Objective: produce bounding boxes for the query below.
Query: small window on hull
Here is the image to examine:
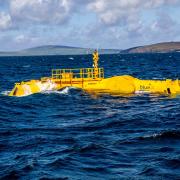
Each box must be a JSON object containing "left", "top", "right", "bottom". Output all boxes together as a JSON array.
[{"left": 167, "top": 88, "right": 171, "bottom": 94}]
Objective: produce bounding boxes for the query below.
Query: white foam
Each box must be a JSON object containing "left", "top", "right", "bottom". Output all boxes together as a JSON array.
[
  {"left": 0, "top": 90, "right": 11, "bottom": 96},
  {"left": 143, "top": 133, "right": 158, "bottom": 138},
  {"left": 37, "top": 80, "right": 57, "bottom": 92},
  {"left": 135, "top": 91, "right": 150, "bottom": 94},
  {"left": 42, "top": 86, "right": 77, "bottom": 95},
  {"left": 23, "top": 65, "right": 31, "bottom": 68},
  {"left": 60, "top": 87, "right": 70, "bottom": 94},
  {"left": 42, "top": 87, "right": 70, "bottom": 95}
]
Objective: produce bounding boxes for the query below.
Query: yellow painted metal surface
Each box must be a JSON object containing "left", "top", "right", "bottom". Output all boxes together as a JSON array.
[
  {"left": 93, "top": 50, "right": 99, "bottom": 78},
  {"left": 8, "top": 52, "right": 180, "bottom": 97}
]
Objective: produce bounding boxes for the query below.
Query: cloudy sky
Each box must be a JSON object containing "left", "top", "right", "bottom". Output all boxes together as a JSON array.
[{"left": 0, "top": 0, "right": 180, "bottom": 51}]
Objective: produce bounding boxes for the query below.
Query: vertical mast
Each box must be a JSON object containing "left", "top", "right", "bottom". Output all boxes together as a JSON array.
[{"left": 93, "top": 50, "right": 99, "bottom": 78}]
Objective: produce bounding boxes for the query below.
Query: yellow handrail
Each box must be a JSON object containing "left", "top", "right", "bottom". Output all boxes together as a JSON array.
[{"left": 52, "top": 68, "right": 104, "bottom": 80}]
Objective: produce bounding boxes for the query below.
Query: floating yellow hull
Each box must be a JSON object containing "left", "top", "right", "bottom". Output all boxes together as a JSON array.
[
  {"left": 9, "top": 75, "right": 180, "bottom": 97},
  {"left": 8, "top": 52, "right": 180, "bottom": 97}
]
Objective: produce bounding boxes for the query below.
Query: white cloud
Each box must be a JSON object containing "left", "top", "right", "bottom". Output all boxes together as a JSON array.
[
  {"left": 14, "top": 34, "right": 38, "bottom": 45},
  {"left": 9, "top": 0, "right": 73, "bottom": 24},
  {"left": 87, "top": 0, "right": 180, "bottom": 26},
  {"left": 0, "top": 12, "right": 12, "bottom": 30},
  {"left": 0, "top": 0, "right": 180, "bottom": 50}
]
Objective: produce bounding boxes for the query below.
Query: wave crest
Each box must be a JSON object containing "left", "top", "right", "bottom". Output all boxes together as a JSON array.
[
  {"left": 140, "top": 130, "right": 180, "bottom": 140},
  {"left": 41, "top": 87, "right": 77, "bottom": 95},
  {"left": 0, "top": 90, "right": 10, "bottom": 96}
]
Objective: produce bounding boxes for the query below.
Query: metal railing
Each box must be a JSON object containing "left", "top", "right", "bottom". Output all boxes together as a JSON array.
[{"left": 52, "top": 68, "right": 104, "bottom": 80}]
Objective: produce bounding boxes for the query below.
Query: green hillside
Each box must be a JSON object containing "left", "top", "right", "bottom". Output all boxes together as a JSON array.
[
  {"left": 122, "top": 42, "right": 180, "bottom": 53},
  {"left": 0, "top": 45, "right": 120, "bottom": 56}
]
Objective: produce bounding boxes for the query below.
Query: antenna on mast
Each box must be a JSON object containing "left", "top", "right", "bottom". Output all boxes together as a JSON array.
[{"left": 92, "top": 49, "right": 99, "bottom": 79}]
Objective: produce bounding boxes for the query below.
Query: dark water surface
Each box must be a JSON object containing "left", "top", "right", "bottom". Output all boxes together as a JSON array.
[{"left": 0, "top": 53, "right": 180, "bottom": 179}]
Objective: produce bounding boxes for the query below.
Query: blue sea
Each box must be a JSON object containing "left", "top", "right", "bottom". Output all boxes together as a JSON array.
[{"left": 0, "top": 53, "right": 180, "bottom": 179}]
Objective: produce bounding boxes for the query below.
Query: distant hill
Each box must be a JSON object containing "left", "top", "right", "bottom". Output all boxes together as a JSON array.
[
  {"left": 121, "top": 42, "right": 180, "bottom": 53},
  {"left": 0, "top": 42, "right": 180, "bottom": 56},
  {"left": 0, "top": 45, "right": 120, "bottom": 56}
]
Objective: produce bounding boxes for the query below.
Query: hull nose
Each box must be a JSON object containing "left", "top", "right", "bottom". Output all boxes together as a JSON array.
[{"left": 9, "top": 80, "right": 57, "bottom": 97}]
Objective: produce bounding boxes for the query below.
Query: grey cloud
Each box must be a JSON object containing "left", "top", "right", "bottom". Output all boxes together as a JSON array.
[
  {"left": 0, "top": 12, "right": 12, "bottom": 30},
  {"left": 0, "top": 0, "right": 180, "bottom": 50},
  {"left": 9, "top": 0, "right": 73, "bottom": 25},
  {"left": 87, "top": 0, "right": 180, "bottom": 26}
]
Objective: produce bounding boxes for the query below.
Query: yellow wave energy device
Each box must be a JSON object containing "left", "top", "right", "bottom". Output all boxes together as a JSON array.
[{"left": 9, "top": 51, "right": 180, "bottom": 97}]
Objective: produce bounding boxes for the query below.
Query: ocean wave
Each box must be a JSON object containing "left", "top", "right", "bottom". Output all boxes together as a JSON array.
[
  {"left": 41, "top": 87, "right": 77, "bottom": 95},
  {"left": 116, "top": 130, "right": 180, "bottom": 146},
  {"left": 139, "top": 130, "right": 180, "bottom": 140},
  {"left": 164, "top": 158, "right": 180, "bottom": 169},
  {"left": 139, "top": 167, "right": 158, "bottom": 176},
  {"left": 0, "top": 53, "right": 179, "bottom": 179},
  {"left": 76, "top": 143, "right": 105, "bottom": 153},
  {"left": 22, "top": 65, "right": 31, "bottom": 68},
  {"left": 46, "top": 156, "right": 74, "bottom": 169},
  {"left": 82, "top": 166, "right": 108, "bottom": 173},
  {"left": 0, "top": 90, "right": 10, "bottom": 96},
  {"left": 1, "top": 170, "right": 20, "bottom": 180},
  {"left": 0, "top": 86, "right": 78, "bottom": 97}
]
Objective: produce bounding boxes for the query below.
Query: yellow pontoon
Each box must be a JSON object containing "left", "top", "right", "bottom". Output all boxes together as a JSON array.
[{"left": 9, "top": 52, "right": 180, "bottom": 97}]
